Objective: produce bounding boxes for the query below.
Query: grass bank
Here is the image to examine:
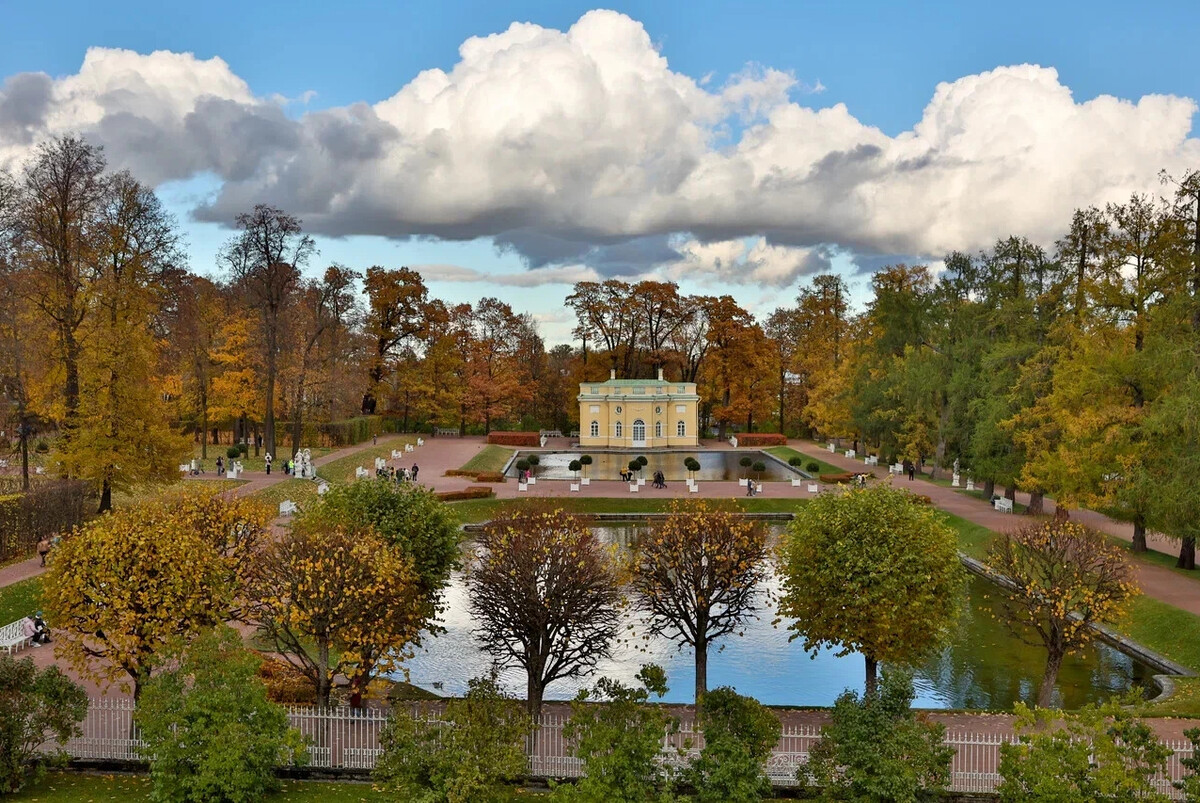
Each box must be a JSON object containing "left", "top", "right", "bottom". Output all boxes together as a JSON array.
[
  {"left": 765, "top": 446, "right": 841, "bottom": 476},
  {"left": 247, "top": 478, "right": 319, "bottom": 509},
  {"left": 0, "top": 576, "right": 41, "bottom": 624},
  {"left": 8, "top": 773, "right": 388, "bottom": 801},
  {"left": 457, "top": 445, "right": 515, "bottom": 474},
  {"left": 315, "top": 439, "right": 417, "bottom": 485}
]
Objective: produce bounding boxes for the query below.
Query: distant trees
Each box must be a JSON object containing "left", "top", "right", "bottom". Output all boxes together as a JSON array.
[
  {"left": 987, "top": 520, "right": 1138, "bottom": 707},
  {"left": 777, "top": 486, "right": 964, "bottom": 695},
  {"left": 629, "top": 501, "right": 770, "bottom": 704},
  {"left": 467, "top": 508, "right": 621, "bottom": 715}
]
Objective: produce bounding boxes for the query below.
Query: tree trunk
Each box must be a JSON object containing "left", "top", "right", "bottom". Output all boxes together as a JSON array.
[
  {"left": 526, "top": 673, "right": 544, "bottom": 718},
  {"left": 1037, "top": 649, "right": 1064, "bottom": 708},
  {"left": 1026, "top": 491, "right": 1045, "bottom": 516},
  {"left": 62, "top": 327, "right": 80, "bottom": 440},
  {"left": 97, "top": 476, "right": 112, "bottom": 514},
  {"left": 200, "top": 392, "right": 208, "bottom": 460},
  {"left": 864, "top": 655, "right": 878, "bottom": 697},
  {"left": 18, "top": 416, "right": 29, "bottom": 492},
  {"left": 1004, "top": 486, "right": 1016, "bottom": 502},
  {"left": 265, "top": 320, "right": 277, "bottom": 458},
  {"left": 983, "top": 479, "right": 995, "bottom": 499},
  {"left": 695, "top": 638, "right": 708, "bottom": 708},
  {"left": 1178, "top": 536, "right": 1196, "bottom": 571},
  {"left": 1132, "top": 515, "right": 1148, "bottom": 553},
  {"left": 316, "top": 643, "right": 332, "bottom": 708}
]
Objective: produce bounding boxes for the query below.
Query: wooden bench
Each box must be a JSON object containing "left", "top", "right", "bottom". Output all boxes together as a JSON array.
[
  {"left": 0, "top": 620, "right": 31, "bottom": 654},
  {"left": 994, "top": 497, "right": 1014, "bottom": 514}
]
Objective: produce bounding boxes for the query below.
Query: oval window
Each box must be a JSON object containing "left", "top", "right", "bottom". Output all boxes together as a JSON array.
[
  {"left": 615, "top": 406, "right": 622, "bottom": 414},
  {"left": 655, "top": 406, "right": 662, "bottom": 414}
]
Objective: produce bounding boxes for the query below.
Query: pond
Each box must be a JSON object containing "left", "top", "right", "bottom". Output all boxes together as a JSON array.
[
  {"left": 396, "top": 524, "right": 1153, "bottom": 709},
  {"left": 510, "top": 450, "right": 803, "bottom": 482}
]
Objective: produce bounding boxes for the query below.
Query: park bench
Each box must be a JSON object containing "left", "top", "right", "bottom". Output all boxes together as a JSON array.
[
  {"left": 0, "top": 619, "right": 31, "bottom": 654},
  {"left": 864, "top": 455, "right": 878, "bottom": 466},
  {"left": 539, "top": 430, "right": 563, "bottom": 438},
  {"left": 994, "top": 497, "right": 1014, "bottom": 514},
  {"left": 279, "top": 500, "right": 298, "bottom": 517},
  {"left": 791, "top": 477, "right": 803, "bottom": 487},
  {"left": 807, "top": 483, "right": 819, "bottom": 494},
  {"left": 355, "top": 466, "right": 369, "bottom": 479},
  {"left": 435, "top": 428, "right": 459, "bottom": 437},
  {"left": 845, "top": 449, "right": 856, "bottom": 458}
]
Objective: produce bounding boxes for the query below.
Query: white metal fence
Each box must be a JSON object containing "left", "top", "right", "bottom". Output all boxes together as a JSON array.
[{"left": 50, "top": 699, "right": 1198, "bottom": 797}]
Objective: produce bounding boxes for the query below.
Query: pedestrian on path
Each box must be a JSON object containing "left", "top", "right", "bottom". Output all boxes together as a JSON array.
[
  {"left": 36, "top": 537, "right": 50, "bottom": 567},
  {"left": 264, "top": 453, "right": 272, "bottom": 475},
  {"left": 411, "top": 464, "right": 419, "bottom": 482},
  {"left": 216, "top": 455, "right": 225, "bottom": 476},
  {"left": 373, "top": 433, "right": 378, "bottom": 445}
]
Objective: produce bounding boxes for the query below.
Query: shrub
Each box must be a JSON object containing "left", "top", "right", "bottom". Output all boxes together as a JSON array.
[
  {"left": 805, "top": 461, "right": 820, "bottom": 473},
  {"left": 802, "top": 671, "right": 953, "bottom": 802},
  {"left": 579, "top": 455, "right": 593, "bottom": 467},
  {"left": 437, "top": 487, "right": 494, "bottom": 502},
  {"left": 687, "top": 688, "right": 780, "bottom": 803},
  {"left": 0, "top": 480, "right": 90, "bottom": 563},
  {"left": 375, "top": 674, "right": 532, "bottom": 803},
  {"left": 751, "top": 461, "right": 766, "bottom": 475},
  {"left": 568, "top": 460, "right": 583, "bottom": 474},
  {"left": 258, "top": 657, "right": 316, "bottom": 704},
  {"left": 136, "top": 628, "right": 307, "bottom": 803},
  {"left": 226, "top": 446, "right": 241, "bottom": 459},
  {"left": 527, "top": 454, "right": 541, "bottom": 467},
  {"left": 628, "top": 459, "right": 640, "bottom": 473},
  {"left": 636, "top": 455, "right": 648, "bottom": 468},
  {"left": 486, "top": 431, "right": 540, "bottom": 447},
  {"left": 819, "top": 472, "right": 856, "bottom": 484},
  {"left": 472, "top": 472, "right": 506, "bottom": 484},
  {"left": 238, "top": 442, "right": 249, "bottom": 456},
  {"left": 515, "top": 459, "right": 531, "bottom": 473},
  {"left": 0, "top": 656, "right": 87, "bottom": 793},
  {"left": 34, "top": 439, "right": 48, "bottom": 454},
  {"left": 739, "top": 456, "right": 753, "bottom": 469},
  {"left": 736, "top": 433, "right": 787, "bottom": 447},
  {"left": 442, "top": 469, "right": 477, "bottom": 478},
  {"left": 554, "top": 665, "right": 678, "bottom": 802},
  {"left": 1000, "top": 698, "right": 1171, "bottom": 803},
  {"left": 787, "top": 456, "right": 804, "bottom": 467}
]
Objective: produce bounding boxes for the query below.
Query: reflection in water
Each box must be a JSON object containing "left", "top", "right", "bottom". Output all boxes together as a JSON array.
[
  {"left": 509, "top": 450, "right": 802, "bottom": 482},
  {"left": 397, "top": 525, "right": 1151, "bottom": 708}
]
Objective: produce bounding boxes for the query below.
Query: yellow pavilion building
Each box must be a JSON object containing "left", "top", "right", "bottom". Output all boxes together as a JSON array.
[{"left": 577, "top": 369, "right": 700, "bottom": 448}]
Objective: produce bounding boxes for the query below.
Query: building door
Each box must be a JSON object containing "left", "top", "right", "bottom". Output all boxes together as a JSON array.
[{"left": 632, "top": 419, "right": 646, "bottom": 447}]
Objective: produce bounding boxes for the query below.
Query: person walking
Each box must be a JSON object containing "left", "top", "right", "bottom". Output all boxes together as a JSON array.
[
  {"left": 373, "top": 433, "right": 378, "bottom": 446},
  {"left": 215, "top": 455, "right": 224, "bottom": 476},
  {"left": 36, "top": 537, "right": 51, "bottom": 567},
  {"left": 411, "top": 464, "right": 419, "bottom": 482},
  {"left": 264, "top": 453, "right": 272, "bottom": 475},
  {"left": 906, "top": 461, "right": 915, "bottom": 481}
]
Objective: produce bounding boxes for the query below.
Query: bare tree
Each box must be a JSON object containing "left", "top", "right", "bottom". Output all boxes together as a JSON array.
[
  {"left": 629, "top": 501, "right": 769, "bottom": 706},
  {"left": 219, "top": 205, "right": 314, "bottom": 458},
  {"left": 468, "top": 507, "right": 621, "bottom": 715}
]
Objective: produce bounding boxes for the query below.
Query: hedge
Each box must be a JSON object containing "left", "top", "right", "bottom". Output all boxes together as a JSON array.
[
  {"left": 819, "top": 473, "right": 858, "bottom": 484},
  {"left": 472, "top": 471, "right": 507, "bottom": 483},
  {"left": 736, "top": 433, "right": 788, "bottom": 447},
  {"left": 486, "top": 431, "right": 540, "bottom": 447},
  {"left": 436, "top": 486, "right": 495, "bottom": 502},
  {"left": 0, "top": 480, "right": 91, "bottom": 563},
  {"left": 258, "top": 657, "right": 315, "bottom": 704}
]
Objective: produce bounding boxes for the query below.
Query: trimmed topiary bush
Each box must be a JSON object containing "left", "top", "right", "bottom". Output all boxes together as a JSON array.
[
  {"left": 806, "top": 461, "right": 820, "bottom": 473},
  {"left": 226, "top": 446, "right": 240, "bottom": 459},
  {"left": 788, "top": 456, "right": 804, "bottom": 467}
]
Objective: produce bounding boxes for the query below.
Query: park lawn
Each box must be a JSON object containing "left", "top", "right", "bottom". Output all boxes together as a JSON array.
[
  {"left": 458, "top": 445, "right": 514, "bottom": 474},
  {"left": 447, "top": 496, "right": 808, "bottom": 524},
  {"left": 190, "top": 444, "right": 335, "bottom": 473},
  {"left": 316, "top": 439, "right": 417, "bottom": 485},
  {"left": 247, "top": 478, "right": 319, "bottom": 510},
  {"left": 8, "top": 773, "right": 391, "bottom": 801},
  {"left": 765, "top": 446, "right": 841, "bottom": 476},
  {"left": 1118, "top": 595, "right": 1200, "bottom": 717},
  {"left": 939, "top": 512, "right": 998, "bottom": 561},
  {"left": 0, "top": 576, "right": 42, "bottom": 624}
]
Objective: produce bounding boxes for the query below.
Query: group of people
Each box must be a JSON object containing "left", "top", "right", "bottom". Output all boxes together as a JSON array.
[
  {"left": 745, "top": 479, "right": 762, "bottom": 496},
  {"left": 651, "top": 470, "right": 667, "bottom": 488},
  {"left": 377, "top": 464, "right": 419, "bottom": 484}
]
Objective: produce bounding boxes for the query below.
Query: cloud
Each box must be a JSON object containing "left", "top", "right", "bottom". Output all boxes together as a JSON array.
[
  {"left": 1, "top": 10, "right": 1198, "bottom": 277},
  {"left": 413, "top": 263, "right": 600, "bottom": 287}
]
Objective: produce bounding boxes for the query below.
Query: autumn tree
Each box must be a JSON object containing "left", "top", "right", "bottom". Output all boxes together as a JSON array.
[
  {"left": 247, "top": 524, "right": 424, "bottom": 707},
  {"left": 219, "top": 205, "right": 314, "bottom": 457},
  {"left": 166, "top": 273, "right": 228, "bottom": 458},
  {"left": 988, "top": 520, "right": 1138, "bottom": 707},
  {"left": 465, "top": 297, "right": 532, "bottom": 432},
  {"left": 777, "top": 485, "right": 964, "bottom": 695},
  {"left": 42, "top": 494, "right": 271, "bottom": 698},
  {"left": 362, "top": 266, "right": 428, "bottom": 414},
  {"left": 467, "top": 507, "right": 622, "bottom": 715},
  {"left": 629, "top": 501, "right": 770, "bottom": 705}
]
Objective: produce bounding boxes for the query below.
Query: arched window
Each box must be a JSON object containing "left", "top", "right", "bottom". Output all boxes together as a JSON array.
[
  {"left": 615, "top": 421, "right": 623, "bottom": 438},
  {"left": 655, "top": 421, "right": 662, "bottom": 438},
  {"left": 677, "top": 420, "right": 686, "bottom": 437},
  {"left": 590, "top": 420, "right": 599, "bottom": 437},
  {"left": 632, "top": 419, "right": 645, "bottom": 443}
]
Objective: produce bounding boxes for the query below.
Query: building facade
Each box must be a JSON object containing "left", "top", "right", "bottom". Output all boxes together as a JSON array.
[{"left": 577, "top": 370, "right": 700, "bottom": 448}]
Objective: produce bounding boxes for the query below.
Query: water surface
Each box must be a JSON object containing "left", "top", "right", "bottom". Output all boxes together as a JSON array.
[{"left": 511, "top": 450, "right": 802, "bottom": 482}]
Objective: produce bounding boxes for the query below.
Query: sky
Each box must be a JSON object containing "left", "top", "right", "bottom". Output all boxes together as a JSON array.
[{"left": 2, "top": 0, "right": 1200, "bottom": 343}]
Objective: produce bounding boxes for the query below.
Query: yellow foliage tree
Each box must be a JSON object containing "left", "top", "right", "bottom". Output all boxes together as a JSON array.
[{"left": 42, "top": 494, "right": 271, "bottom": 698}]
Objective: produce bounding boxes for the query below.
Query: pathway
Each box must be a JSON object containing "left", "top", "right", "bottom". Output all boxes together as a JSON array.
[{"left": 787, "top": 440, "right": 1200, "bottom": 618}]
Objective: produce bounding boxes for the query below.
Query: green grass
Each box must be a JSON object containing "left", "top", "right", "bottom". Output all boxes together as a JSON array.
[
  {"left": 1117, "top": 595, "right": 1200, "bottom": 716},
  {"left": 447, "top": 496, "right": 809, "bottom": 524},
  {"left": 458, "top": 445, "right": 515, "bottom": 474},
  {"left": 940, "top": 512, "right": 999, "bottom": 561},
  {"left": 8, "top": 773, "right": 389, "bottom": 801},
  {"left": 190, "top": 444, "right": 335, "bottom": 473},
  {"left": 316, "top": 439, "right": 416, "bottom": 485},
  {"left": 0, "top": 577, "right": 42, "bottom": 624},
  {"left": 765, "top": 446, "right": 841, "bottom": 476},
  {"left": 247, "top": 478, "right": 320, "bottom": 509}
]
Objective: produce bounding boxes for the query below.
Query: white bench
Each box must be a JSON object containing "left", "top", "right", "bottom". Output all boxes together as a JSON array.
[
  {"left": 416, "top": 437, "right": 424, "bottom": 446},
  {"left": 404, "top": 443, "right": 414, "bottom": 453},
  {"left": 807, "top": 483, "right": 819, "bottom": 494},
  {"left": 279, "top": 500, "right": 298, "bottom": 517},
  {"left": 391, "top": 449, "right": 402, "bottom": 458},
  {"left": 0, "top": 620, "right": 31, "bottom": 654},
  {"left": 629, "top": 483, "right": 638, "bottom": 493},
  {"left": 827, "top": 443, "right": 835, "bottom": 453},
  {"left": 317, "top": 481, "right": 330, "bottom": 495},
  {"left": 435, "top": 428, "right": 459, "bottom": 437},
  {"left": 791, "top": 478, "right": 803, "bottom": 487},
  {"left": 994, "top": 497, "right": 1014, "bottom": 514},
  {"left": 845, "top": 449, "right": 856, "bottom": 459},
  {"left": 570, "top": 483, "right": 580, "bottom": 492},
  {"left": 375, "top": 457, "right": 387, "bottom": 470},
  {"left": 355, "top": 466, "right": 368, "bottom": 479},
  {"left": 865, "top": 455, "right": 878, "bottom": 466}
]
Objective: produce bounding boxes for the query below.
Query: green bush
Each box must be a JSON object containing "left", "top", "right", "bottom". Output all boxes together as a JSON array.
[
  {"left": 568, "top": 460, "right": 583, "bottom": 474},
  {"left": 238, "top": 442, "right": 249, "bottom": 457},
  {"left": 526, "top": 454, "right": 540, "bottom": 467},
  {"left": 801, "top": 671, "right": 953, "bottom": 802},
  {"left": 552, "top": 665, "right": 678, "bottom": 802},
  {"left": 787, "top": 456, "right": 804, "bottom": 467},
  {"left": 515, "top": 459, "right": 531, "bottom": 473},
  {"left": 628, "top": 459, "right": 640, "bottom": 473},
  {"left": 805, "top": 461, "right": 820, "bottom": 473},
  {"left": 687, "top": 688, "right": 780, "bottom": 803},
  {"left": 0, "top": 656, "right": 87, "bottom": 793},
  {"left": 375, "top": 674, "right": 532, "bottom": 803},
  {"left": 636, "top": 455, "right": 648, "bottom": 468},
  {"left": 226, "top": 446, "right": 241, "bottom": 459},
  {"left": 135, "top": 627, "right": 307, "bottom": 803},
  {"left": 34, "top": 440, "right": 48, "bottom": 454},
  {"left": 751, "top": 461, "right": 766, "bottom": 474},
  {"left": 998, "top": 698, "right": 1172, "bottom": 803},
  {"left": 739, "top": 456, "right": 753, "bottom": 470}
]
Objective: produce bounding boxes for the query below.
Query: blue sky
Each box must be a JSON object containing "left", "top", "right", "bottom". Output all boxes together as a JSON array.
[{"left": 3, "top": 1, "right": 1199, "bottom": 341}]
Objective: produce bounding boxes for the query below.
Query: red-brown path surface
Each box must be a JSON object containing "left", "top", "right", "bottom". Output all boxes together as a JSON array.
[{"left": 786, "top": 440, "right": 1200, "bottom": 618}]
